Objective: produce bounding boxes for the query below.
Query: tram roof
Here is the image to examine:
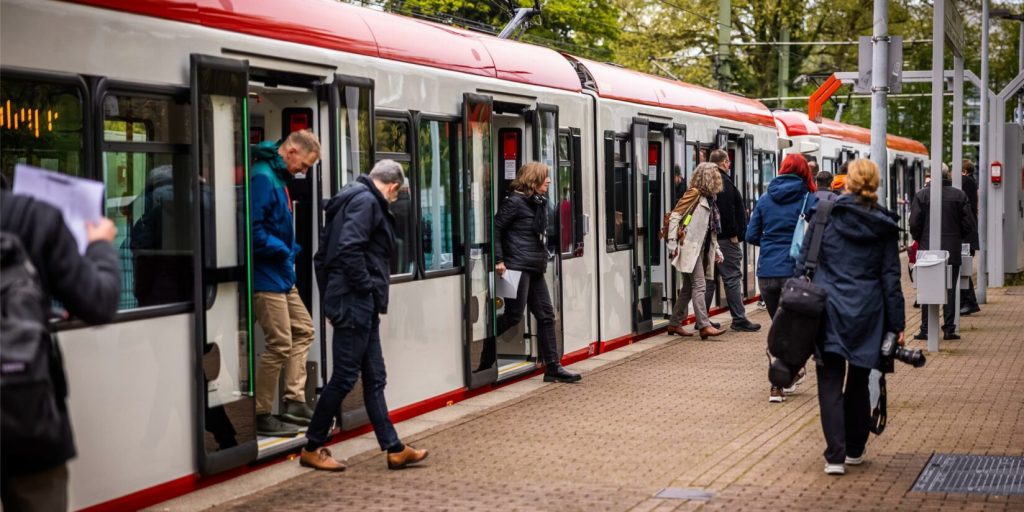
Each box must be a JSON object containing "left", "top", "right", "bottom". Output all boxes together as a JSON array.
[
  {"left": 66, "top": 0, "right": 583, "bottom": 92},
  {"left": 774, "top": 110, "right": 928, "bottom": 156},
  {"left": 569, "top": 57, "right": 777, "bottom": 129}
]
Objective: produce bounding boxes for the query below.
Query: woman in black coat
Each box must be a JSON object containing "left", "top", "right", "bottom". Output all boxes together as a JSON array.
[
  {"left": 492, "top": 162, "right": 580, "bottom": 383},
  {"left": 796, "top": 159, "right": 905, "bottom": 476}
]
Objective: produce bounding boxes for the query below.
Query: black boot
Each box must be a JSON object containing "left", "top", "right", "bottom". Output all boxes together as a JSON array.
[{"left": 544, "top": 365, "right": 581, "bottom": 383}]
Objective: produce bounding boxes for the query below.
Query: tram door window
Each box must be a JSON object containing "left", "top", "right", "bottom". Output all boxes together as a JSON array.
[
  {"left": 190, "top": 54, "right": 256, "bottom": 475},
  {"left": 533, "top": 104, "right": 565, "bottom": 361},
  {"left": 556, "top": 130, "right": 578, "bottom": 257},
  {"left": 100, "top": 92, "right": 193, "bottom": 310},
  {"left": 418, "top": 117, "right": 461, "bottom": 272},
  {"left": 461, "top": 93, "right": 497, "bottom": 390},
  {"left": 0, "top": 75, "right": 86, "bottom": 185},
  {"left": 375, "top": 116, "right": 415, "bottom": 276},
  {"left": 822, "top": 157, "right": 836, "bottom": 173},
  {"left": 628, "top": 118, "right": 656, "bottom": 334}
]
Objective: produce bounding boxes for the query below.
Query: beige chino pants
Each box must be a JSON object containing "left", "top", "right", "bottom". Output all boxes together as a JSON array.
[{"left": 253, "top": 286, "right": 314, "bottom": 415}]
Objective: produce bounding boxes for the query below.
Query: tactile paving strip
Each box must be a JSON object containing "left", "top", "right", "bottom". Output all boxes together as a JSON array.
[{"left": 912, "top": 454, "right": 1024, "bottom": 495}]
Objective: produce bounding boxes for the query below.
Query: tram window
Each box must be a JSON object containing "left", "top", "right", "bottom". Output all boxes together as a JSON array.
[
  {"left": 822, "top": 157, "right": 835, "bottom": 173},
  {"left": 605, "top": 135, "right": 632, "bottom": 251},
  {"left": 375, "top": 117, "right": 415, "bottom": 276},
  {"left": 0, "top": 76, "right": 85, "bottom": 185},
  {"left": 417, "top": 118, "right": 461, "bottom": 272},
  {"left": 101, "top": 93, "right": 193, "bottom": 310},
  {"left": 557, "top": 133, "right": 575, "bottom": 256},
  {"left": 339, "top": 85, "right": 373, "bottom": 185}
]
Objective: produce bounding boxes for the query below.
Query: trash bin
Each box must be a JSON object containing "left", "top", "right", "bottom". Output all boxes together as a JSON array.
[
  {"left": 915, "top": 250, "right": 948, "bottom": 304},
  {"left": 960, "top": 244, "right": 972, "bottom": 290}
]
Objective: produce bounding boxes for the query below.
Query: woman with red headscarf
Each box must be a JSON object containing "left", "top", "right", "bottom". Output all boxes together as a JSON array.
[{"left": 745, "top": 153, "right": 817, "bottom": 402}]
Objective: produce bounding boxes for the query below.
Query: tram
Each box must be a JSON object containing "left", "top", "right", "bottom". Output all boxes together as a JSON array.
[
  {"left": 0, "top": 0, "right": 929, "bottom": 509},
  {"left": 774, "top": 110, "right": 929, "bottom": 246}
]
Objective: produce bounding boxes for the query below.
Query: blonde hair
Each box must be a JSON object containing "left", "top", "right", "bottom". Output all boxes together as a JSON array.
[
  {"left": 846, "top": 159, "right": 879, "bottom": 205},
  {"left": 690, "top": 162, "right": 723, "bottom": 196},
  {"left": 285, "top": 129, "right": 321, "bottom": 156},
  {"left": 510, "top": 161, "right": 549, "bottom": 194}
]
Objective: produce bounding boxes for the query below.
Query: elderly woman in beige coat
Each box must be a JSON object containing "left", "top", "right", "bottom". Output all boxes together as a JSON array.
[{"left": 666, "top": 162, "right": 726, "bottom": 340}]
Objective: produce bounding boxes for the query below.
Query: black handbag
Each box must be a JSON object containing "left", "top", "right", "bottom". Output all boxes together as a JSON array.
[{"left": 767, "top": 200, "right": 834, "bottom": 387}]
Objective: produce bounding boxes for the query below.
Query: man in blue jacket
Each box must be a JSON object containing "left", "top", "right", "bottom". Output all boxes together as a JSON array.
[
  {"left": 300, "top": 160, "right": 428, "bottom": 472},
  {"left": 251, "top": 130, "right": 320, "bottom": 436}
]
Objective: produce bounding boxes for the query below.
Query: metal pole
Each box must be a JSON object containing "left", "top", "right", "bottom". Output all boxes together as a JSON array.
[
  {"left": 871, "top": 0, "right": 890, "bottom": 206},
  {"left": 928, "top": 0, "right": 944, "bottom": 353},
  {"left": 953, "top": 54, "right": 964, "bottom": 334},
  {"left": 778, "top": 26, "right": 790, "bottom": 107},
  {"left": 979, "top": 0, "right": 990, "bottom": 303},
  {"left": 717, "top": 0, "right": 731, "bottom": 91},
  {"left": 1018, "top": 23, "right": 1023, "bottom": 123}
]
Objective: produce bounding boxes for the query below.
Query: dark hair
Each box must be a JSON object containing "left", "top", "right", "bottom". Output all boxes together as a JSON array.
[
  {"left": 815, "top": 171, "right": 833, "bottom": 191},
  {"left": 962, "top": 159, "right": 976, "bottom": 175}
]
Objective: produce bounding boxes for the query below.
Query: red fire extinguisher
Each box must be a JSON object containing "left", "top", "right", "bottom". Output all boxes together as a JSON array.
[{"left": 991, "top": 161, "right": 1003, "bottom": 186}]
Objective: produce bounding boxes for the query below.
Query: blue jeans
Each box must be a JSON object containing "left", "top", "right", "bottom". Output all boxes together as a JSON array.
[{"left": 305, "top": 293, "right": 400, "bottom": 452}]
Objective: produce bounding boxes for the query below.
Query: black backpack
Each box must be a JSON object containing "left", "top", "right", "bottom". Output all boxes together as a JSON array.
[{"left": 0, "top": 231, "right": 67, "bottom": 462}]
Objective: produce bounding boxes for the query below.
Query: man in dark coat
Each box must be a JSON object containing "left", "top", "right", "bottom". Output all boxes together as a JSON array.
[
  {"left": 1, "top": 191, "right": 121, "bottom": 511},
  {"left": 909, "top": 164, "right": 976, "bottom": 340},
  {"left": 959, "top": 159, "right": 981, "bottom": 315},
  {"left": 302, "top": 160, "right": 428, "bottom": 472},
  {"left": 704, "top": 149, "right": 760, "bottom": 331}
]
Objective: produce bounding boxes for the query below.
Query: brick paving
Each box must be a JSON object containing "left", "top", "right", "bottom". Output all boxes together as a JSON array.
[{"left": 212, "top": 275, "right": 1024, "bottom": 511}]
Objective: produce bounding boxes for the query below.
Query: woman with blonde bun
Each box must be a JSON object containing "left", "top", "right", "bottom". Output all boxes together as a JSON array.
[{"left": 795, "top": 159, "right": 905, "bottom": 476}]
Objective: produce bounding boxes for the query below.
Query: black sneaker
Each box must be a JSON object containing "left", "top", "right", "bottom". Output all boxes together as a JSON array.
[
  {"left": 710, "top": 321, "right": 722, "bottom": 329},
  {"left": 913, "top": 332, "right": 928, "bottom": 341},
  {"left": 280, "top": 400, "right": 314, "bottom": 426},
  {"left": 544, "top": 365, "right": 582, "bottom": 383},
  {"left": 256, "top": 414, "right": 300, "bottom": 437},
  {"left": 731, "top": 320, "right": 761, "bottom": 332},
  {"left": 943, "top": 332, "right": 961, "bottom": 340},
  {"left": 960, "top": 306, "right": 980, "bottom": 316}
]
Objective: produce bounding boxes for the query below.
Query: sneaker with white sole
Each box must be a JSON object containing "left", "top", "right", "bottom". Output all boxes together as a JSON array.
[
  {"left": 824, "top": 463, "right": 846, "bottom": 475},
  {"left": 845, "top": 448, "right": 866, "bottom": 466},
  {"left": 782, "top": 384, "right": 797, "bottom": 395},
  {"left": 769, "top": 387, "right": 785, "bottom": 403}
]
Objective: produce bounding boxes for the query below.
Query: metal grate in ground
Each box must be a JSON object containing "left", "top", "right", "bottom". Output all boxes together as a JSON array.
[{"left": 912, "top": 454, "right": 1024, "bottom": 495}]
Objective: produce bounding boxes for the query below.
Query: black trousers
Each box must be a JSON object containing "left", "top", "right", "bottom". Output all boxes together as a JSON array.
[
  {"left": 757, "top": 277, "right": 787, "bottom": 319},
  {"left": 483, "top": 270, "right": 559, "bottom": 368},
  {"left": 817, "top": 352, "right": 871, "bottom": 464},
  {"left": 962, "top": 276, "right": 979, "bottom": 310},
  {"left": 919, "top": 264, "right": 960, "bottom": 334}
]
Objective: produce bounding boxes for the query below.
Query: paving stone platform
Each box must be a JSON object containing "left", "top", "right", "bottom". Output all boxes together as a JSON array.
[{"left": 150, "top": 274, "right": 1024, "bottom": 512}]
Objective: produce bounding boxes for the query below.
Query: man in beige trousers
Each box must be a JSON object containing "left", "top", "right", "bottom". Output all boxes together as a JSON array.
[{"left": 250, "top": 130, "right": 320, "bottom": 436}]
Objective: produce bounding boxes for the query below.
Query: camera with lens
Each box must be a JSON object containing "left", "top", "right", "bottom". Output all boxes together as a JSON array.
[{"left": 880, "top": 331, "right": 926, "bottom": 368}]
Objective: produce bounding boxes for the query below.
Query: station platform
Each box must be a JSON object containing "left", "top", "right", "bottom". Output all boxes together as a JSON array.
[{"left": 149, "top": 276, "right": 1024, "bottom": 511}]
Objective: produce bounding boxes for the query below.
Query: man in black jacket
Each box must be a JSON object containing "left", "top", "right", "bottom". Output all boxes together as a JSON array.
[
  {"left": 909, "top": 164, "right": 976, "bottom": 340},
  {"left": 959, "top": 160, "right": 981, "bottom": 315},
  {"left": 302, "top": 160, "right": 428, "bottom": 472},
  {"left": 704, "top": 149, "right": 760, "bottom": 332},
  {"left": 1, "top": 190, "right": 121, "bottom": 511}
]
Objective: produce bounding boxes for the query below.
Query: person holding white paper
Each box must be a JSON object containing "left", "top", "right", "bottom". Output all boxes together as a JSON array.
[{"left": 488, "top": 162, "right": 580, "bottom": 383}]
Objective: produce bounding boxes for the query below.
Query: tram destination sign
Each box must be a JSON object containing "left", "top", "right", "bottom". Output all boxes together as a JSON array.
[{"left": 944, "top": 0, "right": 964, "bottom": 57}]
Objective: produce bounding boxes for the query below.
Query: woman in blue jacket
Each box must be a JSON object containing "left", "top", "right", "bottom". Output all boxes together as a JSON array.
[
  {"left": 796, "top": 159, "right": 905, "bottom": 476},
  {"left": 746, "top": 153, "right": 816, "bottom": 402}
]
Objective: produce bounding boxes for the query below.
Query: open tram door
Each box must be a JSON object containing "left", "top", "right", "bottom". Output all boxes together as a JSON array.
[
  {"left": 189, "top": 54, "right": 257, "bottom": 475},
  {"left": 461, "top": 94, "right": 567, "bottom": 389},
  {"left": 629, "top": 117, "right": 673, "bottom": 335},
  {"left": 708, "top": 129, "right": 759, "bottom": 305},
  {"left": 664, "top": 124, "right": 687, "bottom": 322}
]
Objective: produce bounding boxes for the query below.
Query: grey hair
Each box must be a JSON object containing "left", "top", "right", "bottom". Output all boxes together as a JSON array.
[
  {"left": 940, "top": 162, "right": 952, "bottom": 181},
  {"left": 369, "top": 159, "right": 405, "bottom": 185}
]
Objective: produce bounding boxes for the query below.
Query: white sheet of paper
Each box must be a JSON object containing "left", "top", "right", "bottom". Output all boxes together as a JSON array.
[
  {"left": 12, "top": 164, "right": 105, "bottom": 254},
  {"left": 495, "top": 269, "right": 522, "bottom": 299},
  {"left": 504, "top": 160, "right": 517, "bottom": 180}
]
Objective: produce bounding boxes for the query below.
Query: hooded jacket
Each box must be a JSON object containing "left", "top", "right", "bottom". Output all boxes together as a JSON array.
[
  {"left": 796, "top": 195, "right": 905, "bottom": 369},
  {"left": 494, "top": 191, "right": 549, "bottom": 274},
  {"left": 316, "top": 175, "right": 396, "bottom": 323},
  {"left": 250, "top": 141, "right": 298, "bottom": 293},
  {"left": 745, "top": 174, "right": 817, "bottom": 278}
]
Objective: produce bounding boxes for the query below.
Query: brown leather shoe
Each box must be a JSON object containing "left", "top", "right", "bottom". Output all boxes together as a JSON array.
[
  {"left": 300, "top": 447, "right": 346, "bottom": 472},
  {"left": 387, "top": 445, "right": 429, "bottom": 470},
  {"left": 699, "top": 326, "right": 725, "bottom": 340},
  {"left": 667, "top": 325, "right": 694, "bottom": 337}
]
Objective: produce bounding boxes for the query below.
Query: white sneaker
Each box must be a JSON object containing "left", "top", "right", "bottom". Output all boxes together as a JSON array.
[
  {"left": 824, "top": 463, "right": 846, "bottom": 475},
  {"left": 782, "top": 384, "right": 797, "bottom": 395},
  {"left": 769, "top": 387, "right": 785, "bottom": 403},
  {"left": 845, "top": 448, "right": 866, "bottom": 466}
]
